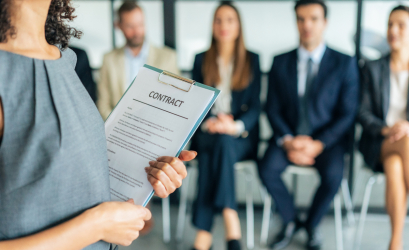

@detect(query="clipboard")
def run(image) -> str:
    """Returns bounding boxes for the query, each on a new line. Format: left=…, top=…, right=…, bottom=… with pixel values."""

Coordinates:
left=104, top=64, right=220, bottom=207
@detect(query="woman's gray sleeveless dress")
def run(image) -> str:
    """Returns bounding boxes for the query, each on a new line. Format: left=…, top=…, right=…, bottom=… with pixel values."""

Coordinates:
left=0, top=49, right=111, bottom=250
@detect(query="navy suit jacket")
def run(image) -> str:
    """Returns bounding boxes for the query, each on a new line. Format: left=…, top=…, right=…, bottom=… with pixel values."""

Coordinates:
left=357, top=55, right=406, bottom=171
left=191, top=51, right=261, bottom=156
left=266, top=47, right=359, bottom=149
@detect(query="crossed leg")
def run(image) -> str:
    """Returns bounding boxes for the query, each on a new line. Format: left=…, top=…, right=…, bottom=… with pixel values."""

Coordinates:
left=381, top=136, right=409, bottom=250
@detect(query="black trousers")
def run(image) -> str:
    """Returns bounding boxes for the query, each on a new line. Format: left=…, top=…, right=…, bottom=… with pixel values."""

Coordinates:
left=258, top=142, right=345, bottom=229
left=192, top=131, right=253, bottom=232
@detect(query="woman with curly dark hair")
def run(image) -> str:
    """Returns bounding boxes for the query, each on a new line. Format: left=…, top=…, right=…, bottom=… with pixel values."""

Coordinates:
left=0, top=0, right=195, bottom=249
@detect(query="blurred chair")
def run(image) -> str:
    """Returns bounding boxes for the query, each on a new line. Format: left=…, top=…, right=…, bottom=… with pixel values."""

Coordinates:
left=162, top=197, right=171, bottom=243
left=260, top=165, right=355, bottom=250
left=175, top=159, right=257, bottom=250
left=359, top=29, right=389, bottom=60
left=353, top=168, right=385, bottom=250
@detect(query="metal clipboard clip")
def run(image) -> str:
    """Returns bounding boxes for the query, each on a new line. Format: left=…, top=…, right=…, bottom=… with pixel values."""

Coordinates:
left=158, top=70, right=195, bottom=92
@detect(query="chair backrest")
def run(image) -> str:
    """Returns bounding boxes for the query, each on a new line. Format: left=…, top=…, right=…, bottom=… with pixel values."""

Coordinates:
left=285, top=165, right=318, bottom=176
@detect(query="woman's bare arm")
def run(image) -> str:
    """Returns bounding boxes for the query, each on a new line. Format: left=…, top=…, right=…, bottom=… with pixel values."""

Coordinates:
left=0, top=201, right=151, bottom=250
left=0, top=209, right=100, bottom=250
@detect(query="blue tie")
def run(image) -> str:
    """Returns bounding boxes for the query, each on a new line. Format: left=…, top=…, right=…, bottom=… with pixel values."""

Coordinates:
left=297, top=58, right=315, bottom=135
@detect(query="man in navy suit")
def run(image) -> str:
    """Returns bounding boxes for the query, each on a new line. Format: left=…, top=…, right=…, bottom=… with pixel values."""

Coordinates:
left=258, top=0, right=359, bottom=249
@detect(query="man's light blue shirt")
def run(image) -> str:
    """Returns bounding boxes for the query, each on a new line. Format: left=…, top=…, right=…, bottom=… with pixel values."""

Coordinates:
left=125, top=41, right=149, bottom=89
left=297, top=42, right=326, bottom=97
left=277, top=42, right=327, bottom=146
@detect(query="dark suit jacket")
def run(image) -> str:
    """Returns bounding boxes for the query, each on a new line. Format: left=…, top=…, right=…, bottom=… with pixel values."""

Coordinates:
left=357, top=55, right=407, bottom=171
left=70, top=47, right=97, bottom=103
left=190, top=51, right=261, bottom=157
left=266, top=47, right=359, bottom=149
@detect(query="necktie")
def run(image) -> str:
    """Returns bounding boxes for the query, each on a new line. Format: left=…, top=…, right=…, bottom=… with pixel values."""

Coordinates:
left=297, top=58, right=315, bottom=135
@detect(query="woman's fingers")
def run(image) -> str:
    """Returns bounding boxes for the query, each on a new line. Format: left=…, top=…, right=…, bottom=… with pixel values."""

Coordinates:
left=178, top=150, right=197, bottom=162
left=95, top=202, right=152, bottom=246
left=150, top=161, right=182, bottom=186
left=146, top=174, right=168, bottom=198
left=145, top=153, right=194, bottom=197
left=156, top=156, right=188, bottom=178
left=140, top=206, right=152, bottom=221
left=146, top=163, right=177, bottom=193
left=393, top=131, right=406, bottom=142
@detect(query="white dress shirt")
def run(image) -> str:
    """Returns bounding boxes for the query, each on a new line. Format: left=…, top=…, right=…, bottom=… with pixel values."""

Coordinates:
left=297, top=42, right=326, bottom=97
left=386, top=71, right=409, bottom=127
left=201, top=57, right=245, bottom=136
left=124, top=41, right=150, bottom=89
left=211, top=57, right=233, bottom=115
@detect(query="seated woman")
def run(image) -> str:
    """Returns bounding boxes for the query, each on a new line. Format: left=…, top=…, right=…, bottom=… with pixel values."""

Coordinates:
left=189, top=2, right=261, bottom=250
left=358, top=5, right=409, bottom=250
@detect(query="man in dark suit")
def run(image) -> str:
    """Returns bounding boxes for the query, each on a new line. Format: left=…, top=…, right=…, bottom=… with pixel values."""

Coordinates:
left=258, top=0, right=359, bottom=249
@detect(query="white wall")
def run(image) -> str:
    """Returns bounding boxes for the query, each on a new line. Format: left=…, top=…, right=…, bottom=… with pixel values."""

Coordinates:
left=70, top=0, right=356, bottom=71
left=176, top=1, right=357, bottom=72
left=70, top=0, right=163, bottom=68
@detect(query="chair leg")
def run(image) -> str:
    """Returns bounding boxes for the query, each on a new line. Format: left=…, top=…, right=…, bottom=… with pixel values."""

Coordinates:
left=341, top=178, right=355, bottom=226
left=259, top=184, right=267, bottom=201
left=176, top=168, right=192, bottom=242
left=292, top=174, right=298, bottom=201
left=245, top=172, right=254, bottom=249
left=354, top=175, right=377, bottom=250
left=162, top=197, right=171, bottom=243
left=260, top=187, right=272, bottom=247
left=334, top=192, right=344, bottom=250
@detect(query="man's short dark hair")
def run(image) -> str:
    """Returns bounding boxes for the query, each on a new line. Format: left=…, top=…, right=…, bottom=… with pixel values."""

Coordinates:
left=390, top=5, right=409, bottom=16
left=118, top=1, right=142, bottom=23
left=294, top=0, right=328, bottom=18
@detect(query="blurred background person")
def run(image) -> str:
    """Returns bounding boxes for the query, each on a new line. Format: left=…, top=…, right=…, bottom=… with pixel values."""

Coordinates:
left=258, top=0, right=359, bottom=249
left=358, top=5, right=409, bottom=250
left=97, top=1, right=180, bottom=120
left=189, top=2, right=261, bottom=250
left=70, top=46, right=97, bottom=103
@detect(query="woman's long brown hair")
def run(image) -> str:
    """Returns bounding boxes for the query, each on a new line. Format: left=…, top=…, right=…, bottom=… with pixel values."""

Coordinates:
left=202, top=2, right=252, bottom=91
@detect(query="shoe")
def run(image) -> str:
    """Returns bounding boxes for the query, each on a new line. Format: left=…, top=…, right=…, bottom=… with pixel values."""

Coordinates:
left=269, top=219, right=303, bottom=250
left=227, top=239, right=241, bottom=250
left=305, top=227, right=322, bottom=250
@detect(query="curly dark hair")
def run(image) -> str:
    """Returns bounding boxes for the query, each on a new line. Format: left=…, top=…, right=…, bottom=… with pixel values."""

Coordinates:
left=0, top=0, right=82, bottom=50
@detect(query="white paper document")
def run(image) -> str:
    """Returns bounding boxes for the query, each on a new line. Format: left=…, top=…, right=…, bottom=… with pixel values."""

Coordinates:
left=105, top=65, right=219, bottom=206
